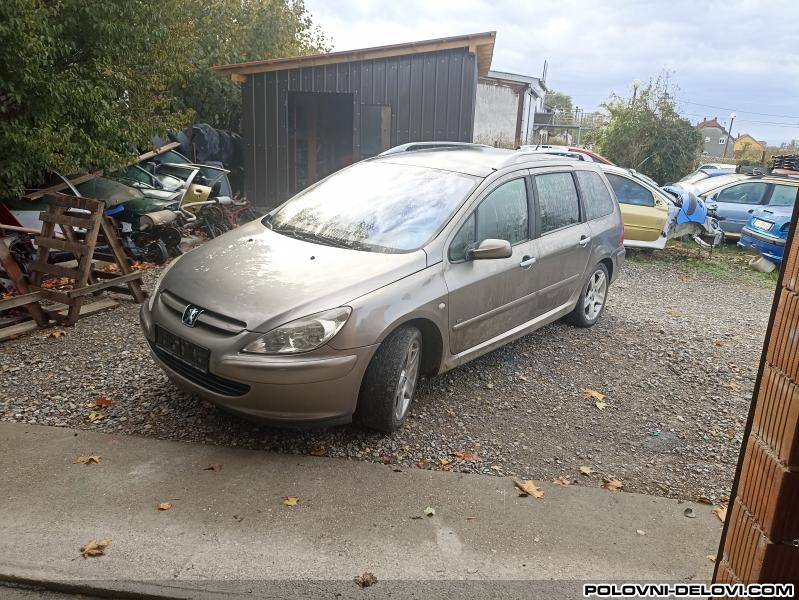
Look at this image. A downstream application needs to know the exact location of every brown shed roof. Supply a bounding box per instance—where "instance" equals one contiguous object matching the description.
[214,31,496,81]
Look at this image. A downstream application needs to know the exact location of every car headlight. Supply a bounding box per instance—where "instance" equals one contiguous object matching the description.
[242,307,352,354]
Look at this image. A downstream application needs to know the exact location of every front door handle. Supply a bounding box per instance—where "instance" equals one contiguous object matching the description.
[577,235,592,247]
[747,209,755,213]
[519,255,537,268]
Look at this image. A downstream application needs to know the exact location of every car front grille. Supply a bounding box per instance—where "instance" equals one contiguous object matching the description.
[159,290,247,335]
[150,343,250,397]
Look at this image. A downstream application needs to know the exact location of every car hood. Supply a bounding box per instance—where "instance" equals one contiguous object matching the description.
[160,220,428,332]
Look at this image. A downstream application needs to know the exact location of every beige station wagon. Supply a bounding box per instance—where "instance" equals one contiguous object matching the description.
[140,143,625,432]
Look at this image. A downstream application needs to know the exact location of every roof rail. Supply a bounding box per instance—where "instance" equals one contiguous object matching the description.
[496,148,582,169]
[379,142,490,156]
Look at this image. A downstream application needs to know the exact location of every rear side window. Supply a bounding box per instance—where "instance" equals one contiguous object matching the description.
[448,178,528,261]
[576,171,615,220]
[769,185,798,207]
[606,173,654,207]
[716,181,768,205]
[535,172,580,234]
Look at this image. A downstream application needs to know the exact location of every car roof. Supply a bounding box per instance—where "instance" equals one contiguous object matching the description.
[371,145,585,177]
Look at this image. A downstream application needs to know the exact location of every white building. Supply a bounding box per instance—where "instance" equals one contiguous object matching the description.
[473,69,548,148]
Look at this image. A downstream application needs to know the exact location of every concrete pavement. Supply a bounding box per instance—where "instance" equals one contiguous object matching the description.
[0,422,721,598]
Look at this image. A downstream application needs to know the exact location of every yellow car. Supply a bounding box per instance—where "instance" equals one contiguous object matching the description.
[600,165,670,249]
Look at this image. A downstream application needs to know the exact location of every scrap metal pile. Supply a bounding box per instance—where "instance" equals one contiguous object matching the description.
[1,129,259,332]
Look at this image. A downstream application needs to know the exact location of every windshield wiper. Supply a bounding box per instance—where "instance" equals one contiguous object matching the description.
[271,226,357,250]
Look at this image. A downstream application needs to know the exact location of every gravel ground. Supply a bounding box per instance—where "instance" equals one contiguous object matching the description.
[0,249,774,503]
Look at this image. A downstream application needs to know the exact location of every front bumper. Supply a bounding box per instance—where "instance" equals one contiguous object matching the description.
[140,300,377,425]
[738,227,785,265]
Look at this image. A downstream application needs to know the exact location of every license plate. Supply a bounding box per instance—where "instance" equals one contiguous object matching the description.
[155,326,209,372]
[752,218,772,231]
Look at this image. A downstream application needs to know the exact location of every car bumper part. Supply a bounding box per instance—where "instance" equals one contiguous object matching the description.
[140,299,377,425]
[738,228,784,264]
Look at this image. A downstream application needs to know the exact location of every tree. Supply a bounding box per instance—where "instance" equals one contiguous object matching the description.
[0,0,191,196]
[168,0,328,131]
[0,0,327,196]
[587,76,703,184]
[546,90,573,115]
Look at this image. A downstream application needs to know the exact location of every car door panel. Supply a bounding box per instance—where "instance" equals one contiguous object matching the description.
[444,176,539,355]
[606,173,667,242]
[532,171,593,309]
[711,181,769,234]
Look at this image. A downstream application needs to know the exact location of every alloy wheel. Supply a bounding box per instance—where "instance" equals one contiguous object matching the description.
[393,338,421,421]
[583,269,607,322]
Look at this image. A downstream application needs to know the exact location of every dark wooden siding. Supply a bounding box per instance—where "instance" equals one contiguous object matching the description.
[242,47,478,208]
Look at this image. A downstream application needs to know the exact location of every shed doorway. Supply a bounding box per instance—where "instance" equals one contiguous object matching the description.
[288,92,354,194]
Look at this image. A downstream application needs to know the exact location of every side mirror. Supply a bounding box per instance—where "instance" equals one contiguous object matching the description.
[468,238,512,260]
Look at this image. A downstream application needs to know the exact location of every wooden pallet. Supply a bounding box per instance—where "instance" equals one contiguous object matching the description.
[0,192,146,331]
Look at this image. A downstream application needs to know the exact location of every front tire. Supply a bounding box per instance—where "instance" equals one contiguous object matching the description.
[355,326,422,433]
[566,263,609,328]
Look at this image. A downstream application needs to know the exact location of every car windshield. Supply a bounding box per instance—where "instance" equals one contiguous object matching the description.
[267,161,478,253]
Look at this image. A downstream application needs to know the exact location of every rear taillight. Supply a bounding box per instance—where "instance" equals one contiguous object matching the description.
[620,226,625,246]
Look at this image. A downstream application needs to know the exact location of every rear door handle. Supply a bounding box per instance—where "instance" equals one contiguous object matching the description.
[577,236,592,247]
[519,256,537,268]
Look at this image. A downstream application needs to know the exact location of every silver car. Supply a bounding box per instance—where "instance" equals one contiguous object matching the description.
[140,143,625,432]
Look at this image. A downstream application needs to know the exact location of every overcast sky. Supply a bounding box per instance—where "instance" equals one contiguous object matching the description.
[304,0,799,145]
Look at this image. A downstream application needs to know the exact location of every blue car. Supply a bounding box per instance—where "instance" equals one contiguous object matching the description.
[738,206,793,264]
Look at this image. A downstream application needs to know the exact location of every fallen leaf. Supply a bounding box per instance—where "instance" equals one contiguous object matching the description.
[466,516,477,520]
[86,412,104,423]
[697,496,713,505]
[595,399,608,411]
[354,572,378,588]
[203,463,222,472]
[450,450,480,462]
[308,448,326,457]
[282,496,299,507]
[99,263,120,273]
[719,494,729,503]
[424,506,436,517]
[48,330,66,339]
[518,374,528,382]
[579,466,594,476]
[79,538,110,557]
[636,529,646,536]
[93,396,113,408]
[712,506,727,522]
[553,476,574,486]
[722,381,741,392]
[667,308,685,317]
[582,388,606,402]
[603,478,623,492]
[513,478,544,498]
[130,260,155,271]
[438,457,450,467]
[677,273,690,282]
[707,554,716,562]
[157,502,172,511]
[713,340,723,347]
[74,455,101,465]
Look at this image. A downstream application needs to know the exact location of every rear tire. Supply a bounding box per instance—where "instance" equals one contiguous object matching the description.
[566,263,609,328]
[355,326,422,433]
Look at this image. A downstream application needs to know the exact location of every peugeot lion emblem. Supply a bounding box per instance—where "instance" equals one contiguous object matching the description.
[181,305,204,328]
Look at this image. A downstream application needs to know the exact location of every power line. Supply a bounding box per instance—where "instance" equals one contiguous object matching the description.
[682,100,799,120]
[681,112,799,129]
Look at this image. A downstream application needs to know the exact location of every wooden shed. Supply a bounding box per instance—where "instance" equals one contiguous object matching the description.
[214,32,496,208]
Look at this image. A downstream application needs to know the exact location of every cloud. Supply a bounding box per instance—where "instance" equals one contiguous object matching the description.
[305,0,799,144]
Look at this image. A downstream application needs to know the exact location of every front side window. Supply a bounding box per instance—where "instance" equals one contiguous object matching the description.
[535,172,580,233]
[448,178,529,261]
[716,182,768,205]
[576,171,615,220]
[606,173,654,207]
[269,162,477,253]
[769,185,798,207]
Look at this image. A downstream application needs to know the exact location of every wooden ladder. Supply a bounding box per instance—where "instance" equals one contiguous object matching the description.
[0,192,146,331]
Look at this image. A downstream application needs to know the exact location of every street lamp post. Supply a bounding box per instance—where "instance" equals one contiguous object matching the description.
[631,79,640,104]
[723,112,736,158]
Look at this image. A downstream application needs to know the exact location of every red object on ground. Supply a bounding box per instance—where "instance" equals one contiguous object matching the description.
[0,202,22,228]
